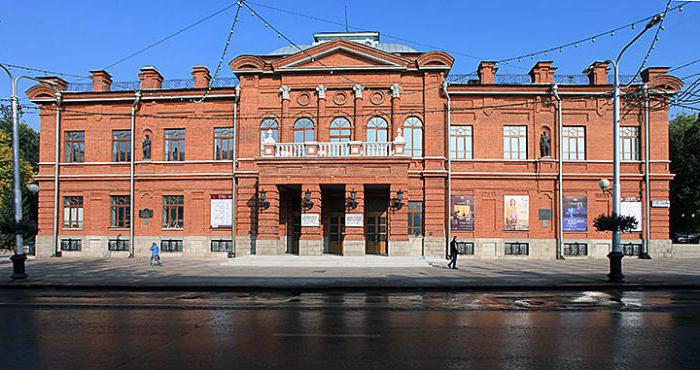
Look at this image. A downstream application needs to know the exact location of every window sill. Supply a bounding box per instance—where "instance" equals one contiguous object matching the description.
[162,228,184,231]
[62,228,83,231]
[109,227,130,230]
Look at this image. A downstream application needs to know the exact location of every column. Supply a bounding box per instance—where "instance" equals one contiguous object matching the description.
[299,184,323,256]
[343,184,365,256]
[256,184,281,255]
[390,83,401,138]
[316,85,327,142]
[235,177,257,256]
[279,85,291,143]
[388,184,410,256]
[423,177,447,258]
[353,84,364,142]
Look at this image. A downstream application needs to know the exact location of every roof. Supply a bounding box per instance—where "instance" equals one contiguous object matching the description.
[268,31,418,56]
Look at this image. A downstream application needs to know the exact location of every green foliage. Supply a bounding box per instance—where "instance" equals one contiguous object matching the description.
[669,113,700,233]
[0,107,39,249]
[593,214,639,233]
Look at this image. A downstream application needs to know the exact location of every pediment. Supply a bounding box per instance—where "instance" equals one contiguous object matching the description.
[272,39,411,71]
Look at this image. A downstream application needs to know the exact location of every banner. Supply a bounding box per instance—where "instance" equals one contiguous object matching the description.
[210,194,232,228]
[621,201,642,232]
[451,195,475,231]
[563,196,587,232]
[504,195,529,231]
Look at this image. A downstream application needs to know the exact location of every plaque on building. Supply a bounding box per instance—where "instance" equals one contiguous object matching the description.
[651,199,670,208]
[301,213,320,227]
[345,213,363,227]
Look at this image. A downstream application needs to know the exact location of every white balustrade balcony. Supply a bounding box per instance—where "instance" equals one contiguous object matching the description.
[262,140,406,158]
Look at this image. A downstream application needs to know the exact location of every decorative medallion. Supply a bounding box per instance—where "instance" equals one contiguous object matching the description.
[333,92,347,106]
[297,92,311,106]
[370,91,385,105]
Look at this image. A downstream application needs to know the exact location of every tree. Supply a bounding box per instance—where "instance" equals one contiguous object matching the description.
[669,113,700,234]
[0,108,38,250]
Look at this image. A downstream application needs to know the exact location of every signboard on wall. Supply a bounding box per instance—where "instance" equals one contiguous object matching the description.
[345,214,363,227]
[210,194,232,228]
[504,195,529,231]
[621,201,642,232]
[451,195,475,231]
[301,213,320,227]
[652,200,670,208]
[563,196,588,232]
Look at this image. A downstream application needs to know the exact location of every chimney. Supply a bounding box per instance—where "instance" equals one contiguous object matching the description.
[584,61,609,85]
[37,76,68,92]
[529,61,557,84]
[478,61,498,84]
[641,67,670,83]
[191,66,211,88]
[138,66,163,90]
[90,70,112,92]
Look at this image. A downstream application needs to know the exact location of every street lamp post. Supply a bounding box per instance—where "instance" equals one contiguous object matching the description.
[606,14,663,282]
[1,64,59,279]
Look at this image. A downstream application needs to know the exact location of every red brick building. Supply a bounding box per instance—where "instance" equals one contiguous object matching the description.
[27,32,683,259]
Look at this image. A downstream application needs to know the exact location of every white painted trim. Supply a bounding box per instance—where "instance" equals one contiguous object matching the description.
[276,66,407,73]
[282,45,404,68]
[31,93,237,104]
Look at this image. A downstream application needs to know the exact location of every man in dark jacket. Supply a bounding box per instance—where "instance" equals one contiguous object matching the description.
[448,236,458,269]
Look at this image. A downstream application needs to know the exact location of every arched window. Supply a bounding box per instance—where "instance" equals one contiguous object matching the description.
[260,118,278,154]
[367,117,388,143]
[403,116,423,157]
[293,118,315,143]
[329,117,352,142]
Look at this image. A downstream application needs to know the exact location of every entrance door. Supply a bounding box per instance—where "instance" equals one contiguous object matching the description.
[365,211,388,255]
[287,211,300,254]
[327,213,345,255]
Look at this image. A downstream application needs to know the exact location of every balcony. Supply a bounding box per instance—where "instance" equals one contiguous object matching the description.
[264,141,406,158]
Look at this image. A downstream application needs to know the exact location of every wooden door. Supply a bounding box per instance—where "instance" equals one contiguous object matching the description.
[327,213,345,255]
[365,212,388,255]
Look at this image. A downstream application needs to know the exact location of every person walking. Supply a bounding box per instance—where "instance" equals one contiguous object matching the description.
[149,242,162,267]
[448,236,459,269]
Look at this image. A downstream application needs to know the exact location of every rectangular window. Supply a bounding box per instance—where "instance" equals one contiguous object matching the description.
[505,242,529,255]
[165,129,185,161]
[211,240,233,252]
[65,131,85,163]
[620,126,640,160]
[108,239,130,252]
[407,201,424,237]
[456,242,475,255]
[450,125,473,159]
[564,242,588,256]
[110,195,130,228]
[503,126,527,159]
[60,239,82,251]
[163,195,184,229]
[63,196,84,229]
[161,239,183,252]
[562,126,585,160]
[214,127,235,160]
[112,130,131,162]
[622,243,642,256]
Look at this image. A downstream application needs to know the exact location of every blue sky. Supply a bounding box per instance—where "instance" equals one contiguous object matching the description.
[2,0,699,129]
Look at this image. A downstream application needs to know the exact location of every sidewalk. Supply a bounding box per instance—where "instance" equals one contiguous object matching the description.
[2,256,700,290]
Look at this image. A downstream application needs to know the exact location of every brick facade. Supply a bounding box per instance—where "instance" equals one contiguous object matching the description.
[27,32,683,259]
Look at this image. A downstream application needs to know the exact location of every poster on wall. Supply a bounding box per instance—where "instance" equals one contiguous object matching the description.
[504,195,529,231]
[210,194,232,228]
[563,196,588,232]
[451,195,475,231]
[621,201,642,232]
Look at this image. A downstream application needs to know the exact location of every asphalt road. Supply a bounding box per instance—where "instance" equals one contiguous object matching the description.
[2,289,700,369]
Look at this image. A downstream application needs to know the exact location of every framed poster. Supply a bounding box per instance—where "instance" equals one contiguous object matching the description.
[451,195,475,231]
[210,194,232,228]
[621,201,642,232]
[563,196,588,232]
[504,195,529,231]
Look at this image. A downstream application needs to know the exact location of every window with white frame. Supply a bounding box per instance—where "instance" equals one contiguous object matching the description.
[562,126,585,160]
[403,116,423,157]
[260,118,279,154]
[450,125,473,159]
[63,196,83,229]
[503,126,527,159]
[293,118,315,143]
[619,126,640,160]
[329,117,352,142]
[367,117,388,143]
